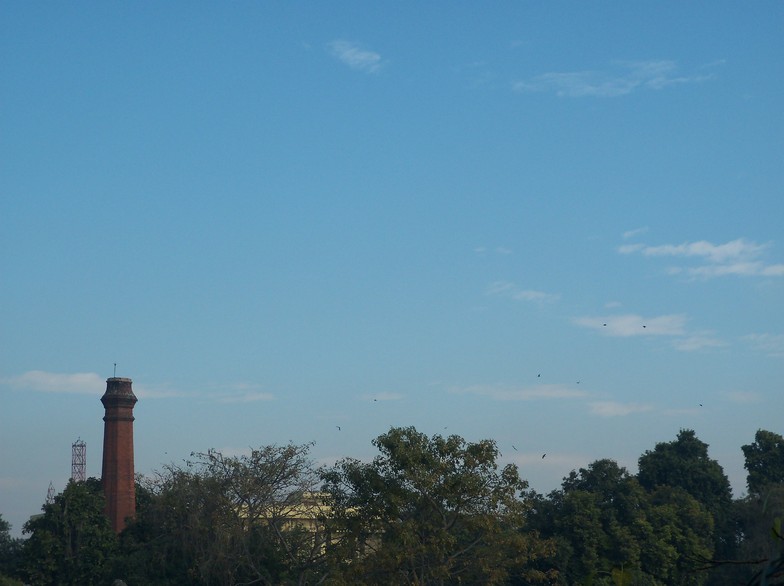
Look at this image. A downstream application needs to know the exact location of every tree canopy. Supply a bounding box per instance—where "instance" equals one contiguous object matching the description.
[19,478,117,586]
[742,429,784,496]
[116,443,328,586]
[8,427,784,585]
[637,428,737,561]
[321,426,555,585]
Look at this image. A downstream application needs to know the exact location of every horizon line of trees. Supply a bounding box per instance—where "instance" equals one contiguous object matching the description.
[1,427,782,586]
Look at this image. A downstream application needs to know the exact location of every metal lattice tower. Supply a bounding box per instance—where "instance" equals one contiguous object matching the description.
[71,438,86,482]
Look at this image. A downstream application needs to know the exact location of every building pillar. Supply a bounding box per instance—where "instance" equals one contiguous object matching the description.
[100,377,137,533]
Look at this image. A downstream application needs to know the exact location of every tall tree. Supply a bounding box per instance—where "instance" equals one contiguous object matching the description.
[116,443,328,586]
[321,426,555,585]
[529,459,713,586]
[0,514,23,584]
[637,429,737,561]
[742,429,784,496]
[731,485,784,585]
[20,478,118,586]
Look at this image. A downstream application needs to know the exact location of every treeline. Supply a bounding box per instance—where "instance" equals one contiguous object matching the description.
[1,427,783,585]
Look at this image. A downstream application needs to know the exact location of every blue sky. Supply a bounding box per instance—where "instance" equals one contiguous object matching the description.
[1,2,783,536]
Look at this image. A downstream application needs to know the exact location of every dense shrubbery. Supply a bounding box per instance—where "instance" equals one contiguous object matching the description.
[2,427,783,585]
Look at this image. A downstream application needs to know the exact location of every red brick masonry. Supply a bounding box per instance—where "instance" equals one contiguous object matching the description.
[100,377,137,533]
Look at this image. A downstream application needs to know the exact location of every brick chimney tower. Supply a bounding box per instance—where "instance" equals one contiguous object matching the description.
[100,377,137,533]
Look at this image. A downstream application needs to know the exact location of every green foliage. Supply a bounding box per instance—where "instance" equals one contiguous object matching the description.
[20,478,117,586]
[638,429,733,515]
[0,514,23,585]
[15,428,784,585]
[321,426,555,585]
[529,459,713,586]
[113,443,328,585]
[726,484,784,585]
[638,429,737,562]
[743,430,784,497]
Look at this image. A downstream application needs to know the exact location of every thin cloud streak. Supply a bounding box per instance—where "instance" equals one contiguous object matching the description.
[1,370,193,399]
[723,391,763,404]
[672,332,727,352]
[623,227,649,240]
[487,281,560,303]
[619,238,784,278]
[2,371,104,394]
[742,333,784,357]
[588,401,654,417]
[451,384,588,401]
[574,314,687,337]
[328,40,383,73]
[513,60,714,98]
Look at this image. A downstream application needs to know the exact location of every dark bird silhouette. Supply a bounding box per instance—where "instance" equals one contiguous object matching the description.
[336,426,341,431]
[542,453,546,459]
[512,444,518,451]
[642,325,647,328]
[537,373,541,378]
[603,323,607,326]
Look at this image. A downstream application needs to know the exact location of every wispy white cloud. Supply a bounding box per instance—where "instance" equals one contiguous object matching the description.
[328,40,383,73]
[632,239,766,263]
[1,370,188,399]
[619,238,784,278]
[742,333,784,357]
[588,401,654,417]
[451,384,587,401]
[513,60,715,98]
[723,390,763,404]
[623,226,649,240]
[487,281,560,303]
[574,313,687,337]
[576,314,728,353]
[672,331,727,352]
[2,371,104,394]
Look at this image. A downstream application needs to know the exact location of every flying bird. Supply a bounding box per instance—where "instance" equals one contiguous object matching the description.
[336,426,341,431]
[512,444,518,451]
[537,373,541,378]
[541,453,546,459]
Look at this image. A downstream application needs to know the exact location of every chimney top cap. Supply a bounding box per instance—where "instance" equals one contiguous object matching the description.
[102,377,137,402]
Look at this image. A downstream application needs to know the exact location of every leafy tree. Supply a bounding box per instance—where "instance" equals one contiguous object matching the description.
[0,514,23,585]
[637,429,737,561]
[321,426,555,585]
[115,443,328,585]
[20,478,117,586]
[529,459,713,586]
[742,430,784,497]
[723,484,784,586]
[645,485,714,584]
